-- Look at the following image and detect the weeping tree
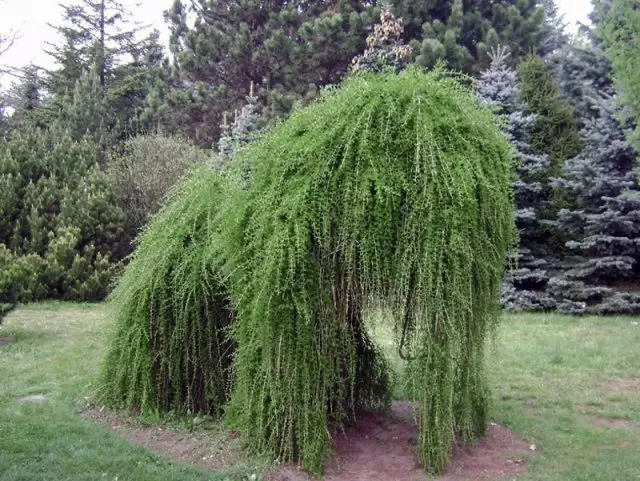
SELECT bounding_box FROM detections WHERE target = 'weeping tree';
[100,70,515,476]
[99,168,236,416]
[223,70,515,474]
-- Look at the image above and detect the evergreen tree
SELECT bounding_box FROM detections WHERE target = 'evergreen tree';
[216,82,263,170]
[538,0,569,56]
[0,127,126,302]
[57,69,110,146]
[477,47,555,311]
[48,0,144,88]
[598,0,640,151]
[552,92,640,315]
[392,0,548,73]
[5,65,47,130]
[45,34,85,99]
[518,55,582,174]
[0,97,8,138]
[108,29,166,135]
[152,0,376,147]
[351,7,412,74]
[550,35,614,127]
[46,1,163,142]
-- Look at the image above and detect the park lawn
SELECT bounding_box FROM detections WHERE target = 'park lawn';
[0,303,265,481]
[1,303,639,481]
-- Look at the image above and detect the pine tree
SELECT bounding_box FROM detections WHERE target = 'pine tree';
[57,69,110,146]
[351,7,412,74]
[154,0,376,147]
[518,55,582,174]
[477,47,555,311]
[392,0,548,73]
[552,92,640,315]
[0,127,126,302]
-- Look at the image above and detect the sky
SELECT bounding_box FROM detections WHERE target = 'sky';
[0,0,594,82]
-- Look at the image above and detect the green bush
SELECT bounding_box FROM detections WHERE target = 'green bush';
[99,167,234,416]
[0,127,126,302]
[221,70,515,474]
[108,134,209,235]
[100,70,515,476]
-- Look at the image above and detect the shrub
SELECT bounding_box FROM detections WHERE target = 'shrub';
[222,69,515,474]
[99,167,235,417]
[108,134,208,234]
[0,127,126,302]
[100,70,515,476]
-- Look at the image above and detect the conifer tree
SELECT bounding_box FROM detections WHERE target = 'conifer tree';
[46,1,164,142]
[550,36,614,127]
[5,65,47,130]
[518,55,582,174]
[351,7,412,74]
[551,85,640,315]
[392,0,548,73]
[215,82,263,170]
[598,0,640,151]
[153,0,376,146]
[48,0,144,89]
[477,47,555,311]
[57,69,110,146]
[0,127,126,302]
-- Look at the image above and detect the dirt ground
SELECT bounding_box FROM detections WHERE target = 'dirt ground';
[81,402,534,481]
[0,336,11,347]
[275,402,532,481]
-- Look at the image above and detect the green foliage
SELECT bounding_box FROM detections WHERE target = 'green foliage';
[101,70,515,475]
[351,7,412,74]
[108,134,208,234]
[99,168,234,416]
[223,70,515,474]
[45,2,166,145]
[216,85,264,170]
[598,0,640,151]
[0,127,126,302]
[150,0,376,147]
[393,0,547,73]
[518,55,582,173]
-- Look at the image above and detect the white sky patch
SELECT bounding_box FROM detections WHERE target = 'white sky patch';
[1,0,593,84]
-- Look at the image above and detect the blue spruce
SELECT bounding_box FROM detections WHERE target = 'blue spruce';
[552,90,640,315]
[477,47,555,311]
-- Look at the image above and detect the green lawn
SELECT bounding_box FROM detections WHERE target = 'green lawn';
[1,303,639,480]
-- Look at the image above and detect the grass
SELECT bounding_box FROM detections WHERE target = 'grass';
[0,303,264,481]
[489,313,640,481]
[1,303,639,480]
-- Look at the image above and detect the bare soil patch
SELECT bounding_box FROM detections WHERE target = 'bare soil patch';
[16,394,46,403]
[598,379,640,394]
[81,402,532,481]
[80,407,248,472]
[592,417,638,430]
[274,402,533,481]
[0,336,11,347]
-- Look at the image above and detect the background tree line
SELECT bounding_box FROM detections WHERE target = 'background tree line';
[0,0,639,315]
